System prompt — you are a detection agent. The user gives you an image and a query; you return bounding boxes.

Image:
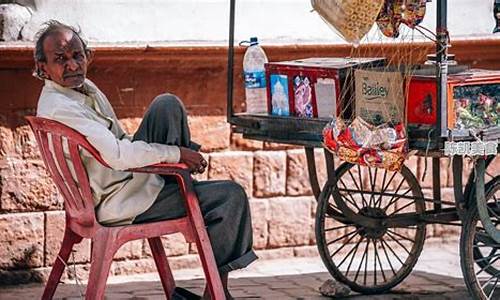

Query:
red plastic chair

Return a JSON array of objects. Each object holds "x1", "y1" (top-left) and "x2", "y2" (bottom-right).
[{"x1": 26, "y1": 116, "x2": 225, "y2": 300}]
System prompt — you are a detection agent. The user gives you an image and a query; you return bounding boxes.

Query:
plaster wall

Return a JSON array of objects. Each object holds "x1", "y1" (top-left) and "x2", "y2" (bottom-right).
[{"x1": 11, "y1": 0, "x2": 500, "y2": 44}]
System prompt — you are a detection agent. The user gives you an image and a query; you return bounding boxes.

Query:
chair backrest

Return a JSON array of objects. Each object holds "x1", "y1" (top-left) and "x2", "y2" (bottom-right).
[{"x1": 26, "y1": 116, "x2": 110, "y2": 231}]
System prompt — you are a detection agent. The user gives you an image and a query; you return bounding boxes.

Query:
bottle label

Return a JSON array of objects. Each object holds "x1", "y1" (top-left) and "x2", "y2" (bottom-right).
[{"x1": 244, "y1": 71, "x2": 267, "y2": 89}]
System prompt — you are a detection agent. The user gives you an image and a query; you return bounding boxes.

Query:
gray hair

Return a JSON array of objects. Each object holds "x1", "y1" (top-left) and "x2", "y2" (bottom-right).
[{"x1": 33, "y1": 20, "x2": 90, "y2": 78}]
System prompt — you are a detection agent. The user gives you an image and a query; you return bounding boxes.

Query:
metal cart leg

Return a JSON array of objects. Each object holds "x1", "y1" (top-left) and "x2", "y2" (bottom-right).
[{"x1": 305, "y1": 147, "x2": 322, "y2": 201}]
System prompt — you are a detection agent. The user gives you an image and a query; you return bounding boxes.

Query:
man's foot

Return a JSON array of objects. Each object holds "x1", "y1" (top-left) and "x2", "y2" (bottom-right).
[{"x1": 173, "y1": 287, "x2": 202, "y2": 300}]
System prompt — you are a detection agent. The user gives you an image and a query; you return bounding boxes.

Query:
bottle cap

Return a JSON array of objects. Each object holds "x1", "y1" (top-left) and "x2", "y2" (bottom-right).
[{"x1": 250, "y1": 37, "x2": 258, "y2": 45}]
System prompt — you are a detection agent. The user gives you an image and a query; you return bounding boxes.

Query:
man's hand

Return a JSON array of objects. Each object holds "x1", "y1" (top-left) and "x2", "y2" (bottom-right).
[{"x1": 179, "y1": 147, "x2": 207, "y2": 174}]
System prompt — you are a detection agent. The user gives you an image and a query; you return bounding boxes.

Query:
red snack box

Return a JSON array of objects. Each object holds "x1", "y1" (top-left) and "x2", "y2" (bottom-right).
[
  {"x1": 265, "y1": 57, "x2": 386, "y2": 119},
  {"x1": 407, "y1": 69, "x2": 500, "y2": 131}
]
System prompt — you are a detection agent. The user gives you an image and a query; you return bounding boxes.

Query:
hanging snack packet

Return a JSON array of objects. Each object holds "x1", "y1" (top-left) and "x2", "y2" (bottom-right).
[{"x1": 311, "y1": 0, "x2": 385, "y2": 45}]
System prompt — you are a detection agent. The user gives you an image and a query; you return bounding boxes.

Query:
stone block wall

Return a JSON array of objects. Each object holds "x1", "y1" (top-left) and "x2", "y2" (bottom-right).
[{"x1": 2, "y1": 114, "x2": 496, "y2": 284}]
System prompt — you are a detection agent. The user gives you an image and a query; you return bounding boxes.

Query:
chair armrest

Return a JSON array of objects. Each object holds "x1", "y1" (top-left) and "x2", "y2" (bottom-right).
[{"x1": 128, "y1": 163, "x2": 191, "y2": 176}]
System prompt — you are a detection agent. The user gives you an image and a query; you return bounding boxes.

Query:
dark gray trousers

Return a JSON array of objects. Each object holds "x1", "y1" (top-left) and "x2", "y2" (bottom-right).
[{"x1": 132, "y1": 94, "x2": 257, "y2": 274}]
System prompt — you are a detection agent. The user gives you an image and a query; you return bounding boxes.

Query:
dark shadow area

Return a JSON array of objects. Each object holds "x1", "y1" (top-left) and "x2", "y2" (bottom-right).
[{"x1": 0, "y1": 271, "x2": 477, "y2": 299}]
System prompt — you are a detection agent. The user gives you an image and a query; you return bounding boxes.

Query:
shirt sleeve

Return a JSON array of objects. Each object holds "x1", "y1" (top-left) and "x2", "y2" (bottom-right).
[{"x1": 48, "y1": 103, "x2": 180, "y2": 170}]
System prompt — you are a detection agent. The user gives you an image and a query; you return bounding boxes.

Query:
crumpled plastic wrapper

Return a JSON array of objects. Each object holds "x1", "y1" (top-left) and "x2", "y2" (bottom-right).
[{"x1": 323, "y1": 117, "x2": 408, "y2": 172}]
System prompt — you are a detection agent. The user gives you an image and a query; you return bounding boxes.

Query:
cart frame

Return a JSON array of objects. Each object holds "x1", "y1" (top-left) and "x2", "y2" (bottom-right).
[{"x1": 225, "y1": 0, "x2": 499, "y2": 298}]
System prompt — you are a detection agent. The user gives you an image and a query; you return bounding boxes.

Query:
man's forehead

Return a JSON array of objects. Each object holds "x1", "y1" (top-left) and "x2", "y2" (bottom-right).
[{"x1": 43, "y1": 29, "x2": 83, "y2": 53}]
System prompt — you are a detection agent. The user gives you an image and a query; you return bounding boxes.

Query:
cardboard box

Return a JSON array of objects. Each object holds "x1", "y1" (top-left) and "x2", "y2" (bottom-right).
[
  {"x1": 355, "y1": 69, "x2": 405, "y2": 125},
  {"x1": 265, "y1": 57, "x2": 386, "y2": 119}
]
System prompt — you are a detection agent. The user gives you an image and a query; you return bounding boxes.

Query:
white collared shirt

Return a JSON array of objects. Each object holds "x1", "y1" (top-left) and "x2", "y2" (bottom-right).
[{"x1": 37, "y1": 79, "x2": 180, "y2": 225}]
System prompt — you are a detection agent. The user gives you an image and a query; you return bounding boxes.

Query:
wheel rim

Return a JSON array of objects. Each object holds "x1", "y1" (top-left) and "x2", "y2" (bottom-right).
[
  {"x1": 316, "y1": 162, "x2": 426, "y2": 294},
  {"x1": 461, "y1": 179, "x2": 500, "y2": 300}
]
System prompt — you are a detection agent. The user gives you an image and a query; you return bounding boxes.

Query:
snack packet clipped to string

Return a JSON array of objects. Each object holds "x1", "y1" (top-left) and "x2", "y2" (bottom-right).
[{"x1": 311, "y1": 0, "x2": 385, "y2": 45}]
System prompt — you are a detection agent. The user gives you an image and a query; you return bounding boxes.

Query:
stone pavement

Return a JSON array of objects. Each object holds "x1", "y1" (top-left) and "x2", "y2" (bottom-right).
[{"x1": 0, "y1": 240, "x2": 472, "y2": 299}]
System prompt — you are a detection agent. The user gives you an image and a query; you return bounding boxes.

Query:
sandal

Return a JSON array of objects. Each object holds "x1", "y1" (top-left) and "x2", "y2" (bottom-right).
[{"x1": 172, "y1": 287, "x2": 202, "y2": 300}]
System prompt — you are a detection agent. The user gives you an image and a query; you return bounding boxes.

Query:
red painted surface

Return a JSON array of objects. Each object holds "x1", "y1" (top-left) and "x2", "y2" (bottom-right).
[{"x1": 407, "y1": 70, "x2": 500, "y2": 128}]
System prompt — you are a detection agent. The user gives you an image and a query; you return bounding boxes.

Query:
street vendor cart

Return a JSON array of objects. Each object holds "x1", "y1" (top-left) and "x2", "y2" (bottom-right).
[{"x1": 226, "y1": 0, "x2": 500, "y2": 299}]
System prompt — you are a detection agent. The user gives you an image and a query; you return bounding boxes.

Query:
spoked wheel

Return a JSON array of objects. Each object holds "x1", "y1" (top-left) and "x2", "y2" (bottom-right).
[
  {"x1": 461, "y1": 177, "x2": 500, "y2": 300},
  {"x1": 315, "y1": 162, "x2": 426, "y2": 294}
]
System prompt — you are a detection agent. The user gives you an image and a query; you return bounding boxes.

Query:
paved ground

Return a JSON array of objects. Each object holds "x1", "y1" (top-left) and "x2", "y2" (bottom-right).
[{"x1": 0, "y1": 240, "x2": 473, "y2": 299}]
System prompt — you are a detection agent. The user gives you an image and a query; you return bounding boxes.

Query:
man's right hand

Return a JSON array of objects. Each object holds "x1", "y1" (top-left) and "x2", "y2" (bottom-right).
[{"x1": 179, "y1": 147, "x2": 207, "y2": 174}]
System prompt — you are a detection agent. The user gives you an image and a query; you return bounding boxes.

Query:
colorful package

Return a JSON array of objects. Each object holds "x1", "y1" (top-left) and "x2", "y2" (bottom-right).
[
  {"x1": 311, "y1": 0, "x2": 385, "y2": 45},
  {"x1": 270, "y1": 74, "x2": 290, "y2": 116},
  {"x1": 376, "y1": 0, "x2": 429, "y2": 38},
  {"x1": 293, "y1": 75, "x2": 314, "y2": 118},
  {"x1": 323, "y1": 117, "x2": 408, "y2": 172}
]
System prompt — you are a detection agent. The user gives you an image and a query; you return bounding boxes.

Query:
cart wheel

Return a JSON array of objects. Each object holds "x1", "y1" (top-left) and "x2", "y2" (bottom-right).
[
  {"x1": 473, "y1": 241, "x2": 500, "y2": 277},
  {"x1": 473, "y1": 178, "x2": 500, "y2": 276},
  {"x1": 460, "y1": 177, "x2": 500, "y2": 300},
  {"x1": 315, "y1": 162, "x2": 426, "y2": 294}
]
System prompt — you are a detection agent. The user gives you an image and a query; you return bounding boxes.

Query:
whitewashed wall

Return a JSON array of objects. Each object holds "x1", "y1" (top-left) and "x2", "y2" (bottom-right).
[{"x1": 13, "y1": 0, "x2": 500, "y2": 44}]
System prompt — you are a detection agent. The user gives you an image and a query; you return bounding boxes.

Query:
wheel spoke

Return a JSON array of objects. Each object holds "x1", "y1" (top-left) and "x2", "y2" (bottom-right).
[
  {"x1": 372, "y1": 168, "x2": 379, "y2": 205},
  {"x1": 347, "y1": 168, "x2": 364, "y2": 204},
  {"x1": 376, "y1": 171, "x2": 398, "y2": 208},
  {"x1": 368, "y1": 167, "x2": 375, "y2": 207},
  {"x1": 386, "y1": 231, "x2": 411, "y2": 255},
  {"x1": 374, "y1": 239, "x2": 387, "y2": 283},
  {"x1": 383, "y1": 177, "x2": 406, "y2": 211},
  {"x1": 364, "y1": 238, "x2": 369, "y2": 285},
  {"x1": 372, "y1": 239, "x2": 377, "y2": 285},
  {"x1": 480, "y1": 270, "x2": 500, "y2": 290},
  {"x1": 330, "y1": 229, "x2": 362, "y2": 258},
  {"x1": 379, "y1": 238, "x2": 397, "y2": 275},
  {"x1": 476, "y1": 255, "x2": 500, "y2": 276},
  {"x1": 487, "y1": 205, "x2": 500, "y2": 220},
  {"x1": 387, "y1": 229, "x2": 416, "y2": 243},
  {"x1": 344, "y1": 237, "x2": 364, "y2": 277},
  {"x1": 338, "y1": 179, "x2": 361, "y2": 210},
  {"x1": 475, "y1": 252, "x2": 500, "y2": 264},
  {"x1": 381, "y1": 238, "x2": 406, "y2": 266},
  {"x1": 354, "y1": 239, "x2": 370, "y2": 283},
  {"x1": 486, "y1": 277, "x2": 499, "y2": 300},
  {"x1": 326, "y1": 229, "x2": 360, "y2": 246},
  {"x1": 325, "y1": 224, "x2": 352, "y2": 232},
  {"x1": 357, "y1": 165, "x2": 369, "y2": 207},
  {"x1": 383, "y1": 188, "x2": 412, "y2": 213},
  {"x1": 339, "y1": 192, "x2": 361, "y2": 211},
  {"x1": 338, "y1": 236, "x2": 364, "y2": 270},
  {"x1": 374, "y1": 170, "x2": 388, "y2": 208},
  {"x1": 388, "y1": 199, "x2": 417, "y2": 217}
]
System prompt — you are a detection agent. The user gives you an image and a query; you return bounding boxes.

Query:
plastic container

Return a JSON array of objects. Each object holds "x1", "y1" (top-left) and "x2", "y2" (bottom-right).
[{"x1": 242, "y1": 37, "x2": 268, "y2": 114}]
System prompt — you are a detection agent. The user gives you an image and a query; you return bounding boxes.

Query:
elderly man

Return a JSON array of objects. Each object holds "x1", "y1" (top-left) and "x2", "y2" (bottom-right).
[{"x1": 34, "y1": 20, "x2": 257, "y2": 299}]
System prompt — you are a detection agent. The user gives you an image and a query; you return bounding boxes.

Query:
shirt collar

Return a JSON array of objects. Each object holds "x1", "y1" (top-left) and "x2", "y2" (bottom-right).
[{"x1": 44, "y1": 79, "x2": 97, "y2": 104}]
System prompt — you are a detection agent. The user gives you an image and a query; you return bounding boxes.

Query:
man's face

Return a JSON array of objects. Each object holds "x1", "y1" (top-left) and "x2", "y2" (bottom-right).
[{"x1": 38, "y1": 30, "x2": 88, "y2": 88}]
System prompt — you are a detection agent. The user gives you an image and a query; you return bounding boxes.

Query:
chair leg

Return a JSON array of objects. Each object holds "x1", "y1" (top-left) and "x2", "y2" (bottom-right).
[
  {"x1": 148, "y1": 237, "x2": 176, "y2": 299},
  {"x1": 85, "y1": 229, "x2": 117, "y2": 300},
  {"x1": 194, "y1": 234, "x2": 225, "y2": 300},
  {"x1": 42, "y1": 229, "x2": 82, "y2": 300}
]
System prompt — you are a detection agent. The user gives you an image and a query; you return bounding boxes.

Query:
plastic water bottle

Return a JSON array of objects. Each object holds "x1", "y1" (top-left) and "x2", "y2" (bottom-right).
[{"x1": 242, "y1": 37, "x2": 268, "y2": 114}]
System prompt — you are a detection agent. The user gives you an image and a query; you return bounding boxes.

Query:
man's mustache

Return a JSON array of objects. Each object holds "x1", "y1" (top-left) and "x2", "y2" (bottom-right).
[{"x1": 63, "y1": 73, "x2": 84, "y2": 79}]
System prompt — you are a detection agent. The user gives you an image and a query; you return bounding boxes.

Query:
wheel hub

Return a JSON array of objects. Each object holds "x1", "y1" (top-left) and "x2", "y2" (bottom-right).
[{"x1": 358, "y1": 207, "x2": 388, "y2": 239}]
